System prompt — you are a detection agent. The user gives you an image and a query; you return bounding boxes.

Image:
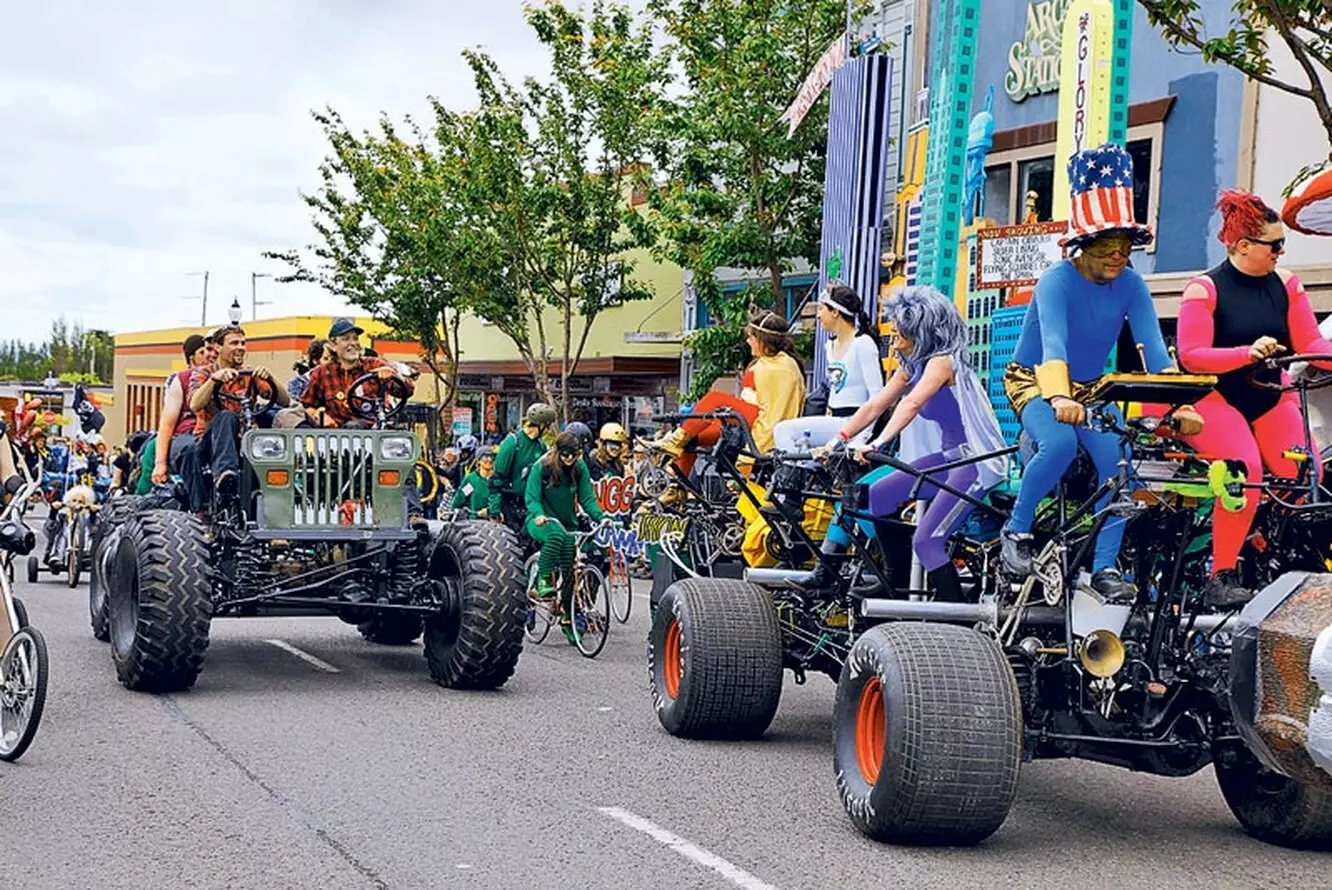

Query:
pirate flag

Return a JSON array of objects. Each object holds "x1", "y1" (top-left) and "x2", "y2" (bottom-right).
[{"x1": 73, "y1": 384, "x2": 105, "y2": 434}]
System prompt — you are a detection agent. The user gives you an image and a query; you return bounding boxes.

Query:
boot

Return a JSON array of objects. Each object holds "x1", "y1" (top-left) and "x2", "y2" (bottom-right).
[
  {"x1": 1000, "y1": 528, "x2": 1035, "y2": 576},
  {"x1": 1090, "y1": 568, "x2": 1137, "y2": 605},
  {"x1": 649, "y1": 427, "x2": 691, "y2": 460},
  {"x1": 1202, "y1": 569, "x2": 1252, "y2": 609},
  {"x1": 927, "y1": 563, "x2": 964, "y2": 603},
  {"x1": 786, "y1": 539, "x2": 845, "y2": 592}
]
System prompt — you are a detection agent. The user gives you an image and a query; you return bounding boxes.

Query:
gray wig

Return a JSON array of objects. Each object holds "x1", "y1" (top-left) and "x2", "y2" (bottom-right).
[{"x1": 882, "y1": 286, "x2": 972, "y2": 381}]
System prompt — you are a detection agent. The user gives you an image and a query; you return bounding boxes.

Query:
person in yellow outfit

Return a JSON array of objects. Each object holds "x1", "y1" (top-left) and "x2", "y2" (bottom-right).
[{"x1": 652, "y1": 311, "x2": 806, "y2": 475}]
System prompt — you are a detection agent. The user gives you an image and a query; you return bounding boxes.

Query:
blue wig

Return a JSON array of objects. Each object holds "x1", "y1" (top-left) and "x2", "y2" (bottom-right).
[{"x1": 882, "y1": 286, "x2": 972, "y2": 381}]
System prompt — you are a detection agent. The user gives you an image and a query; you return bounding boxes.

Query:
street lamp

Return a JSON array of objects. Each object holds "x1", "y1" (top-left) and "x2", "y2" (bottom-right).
[
  {"x1": 228, "y1": 298, "x2": 243, "y2": 326},
  {"x1": 183, "y1": 271, "x2": 210, "y2": 325},
  {"x1": 251, "y1": 271, "x2": 274, "y2": 320}
]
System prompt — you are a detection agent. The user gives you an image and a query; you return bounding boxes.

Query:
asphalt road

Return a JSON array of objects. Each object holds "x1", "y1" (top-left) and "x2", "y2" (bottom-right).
[{"x1": 2, "y1": 562, "x2": 1328, "y2": 889}]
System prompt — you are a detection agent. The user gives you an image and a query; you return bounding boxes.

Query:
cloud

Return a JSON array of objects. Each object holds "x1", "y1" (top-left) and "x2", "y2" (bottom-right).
[{"x1": 0, "y1": 0, "x2": 567, "y2": 342}]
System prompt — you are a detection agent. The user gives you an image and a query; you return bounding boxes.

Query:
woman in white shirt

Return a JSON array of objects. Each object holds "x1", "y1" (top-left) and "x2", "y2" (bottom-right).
[{"x1": 774, "y1": 285, "x2": 886, "y2": 451}]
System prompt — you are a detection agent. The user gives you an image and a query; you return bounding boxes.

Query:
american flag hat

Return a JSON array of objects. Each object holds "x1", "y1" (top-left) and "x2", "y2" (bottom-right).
[{"x1": 1061, "y1": 142, "x2": 1153, "y2": 250}]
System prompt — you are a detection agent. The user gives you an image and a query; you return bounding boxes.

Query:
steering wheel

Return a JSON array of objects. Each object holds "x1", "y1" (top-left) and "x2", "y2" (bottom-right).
[
  {"x1": 1247, "y1": 353, "x2": 1332, "y2": 393},
  {"x1": 348, "y1": 372, "x2": 409, "y2": 423},
  {"x1": 213, "y1": 369, "x2": 278, "y2": 412}
]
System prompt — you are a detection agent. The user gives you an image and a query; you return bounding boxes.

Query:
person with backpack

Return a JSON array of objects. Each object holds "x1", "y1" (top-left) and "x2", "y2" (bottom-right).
[{"x1": 489, "y1": 402, "x2": 557, "y2": 530}]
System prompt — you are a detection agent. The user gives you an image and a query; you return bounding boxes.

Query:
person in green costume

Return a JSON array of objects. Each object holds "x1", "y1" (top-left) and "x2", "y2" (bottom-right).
[
  {"x1": 526, "y1": 430, "x2": 605, "y2": 642},
  {"x1": 133, "y1": 436, "x2": 158, "y2": 496},
  {"x1": 450, "y1": 446, "x2": 495, "y2": 517},
  {"x1": 489, "y1": 402, "x2": 558, "y2": 531}
]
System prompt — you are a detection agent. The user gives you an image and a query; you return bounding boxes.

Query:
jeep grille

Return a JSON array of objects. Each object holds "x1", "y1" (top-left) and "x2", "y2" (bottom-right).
[{"x1": 292, "y1": 434, "x2": 378, "y2": 527}]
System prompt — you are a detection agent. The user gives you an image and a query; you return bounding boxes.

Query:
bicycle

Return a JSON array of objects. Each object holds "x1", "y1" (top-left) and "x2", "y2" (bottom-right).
[
  {"x1": 523, "y1": 521, "x2": 613, "y2": 658},
  {"x1": 0, "y1": 462, "x2": 49, "y2": 762},
  {"x1": 62, "y1": 490, "x2": 99, "y2": 588}
]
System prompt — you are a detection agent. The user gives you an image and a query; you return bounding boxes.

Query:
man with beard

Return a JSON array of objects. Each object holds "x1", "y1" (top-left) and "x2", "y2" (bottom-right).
[{"x1": 185, "y1": 326, "x2": 291, "y2": 507}]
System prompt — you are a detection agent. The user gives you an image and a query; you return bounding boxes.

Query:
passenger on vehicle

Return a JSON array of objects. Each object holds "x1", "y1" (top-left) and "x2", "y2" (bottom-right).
[
  {"x1": 526, "y1": 430, "x2": 605, "y2": 642},
  {"x1": 489, "y1": 402, "x2": 558, "y2": 529},
  {"x1": 1175, "y1": 189, "x2": 1332, "y2": 607},
  {"x1": 651, "y1": 311, "x2": 806, "y2": 476},
  {"x1": 150, "y1": 333, "x2": 212, "y2": 486},
  {"x1": 185, "y1": 325, "x2": 291, "y2": 508},
  {"x1": 796, "y1": 287, "x2": 1006, "y2": 601},
  {"x1": 287, "y1": 338, "x2": 332, "y2": 402}
]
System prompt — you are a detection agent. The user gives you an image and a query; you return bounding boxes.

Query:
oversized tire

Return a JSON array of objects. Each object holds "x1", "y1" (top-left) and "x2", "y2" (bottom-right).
[
  {"x1": 422, "y1": 520, "x2": 526, "y2": 690},
  {"x1": 833, "y1": 623, "x2": 1022, "y2": 845},
  {"x1": 1216, "y1": 751, "x2": 1332, "y2": 849},
  {"x1": 357, "y1": 613, "x2": 424, "y2": 646},
  {"x1": 109, "y1": 511, "x2": 213, "y2": 692},
  {"x1": 648, "y1": 578, "x2": 783, "y2": 739},
  {"x1": 90, "y1": 496, "x2": 141, "y2": 642}
]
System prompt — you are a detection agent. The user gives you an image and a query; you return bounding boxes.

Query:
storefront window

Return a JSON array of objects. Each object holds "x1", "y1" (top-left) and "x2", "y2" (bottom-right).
[
  {"x1": 1018, "y1": 156, "x2": 1055, "y2": 223},
  {"x1": 982, "y1": 164, "x2": 1012, "y2": 225}
]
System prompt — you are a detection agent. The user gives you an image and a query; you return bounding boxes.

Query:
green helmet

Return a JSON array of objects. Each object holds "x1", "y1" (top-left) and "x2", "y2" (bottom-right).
[{"x1": 525, "y1": 402, "x2": 557, "y2": 428}]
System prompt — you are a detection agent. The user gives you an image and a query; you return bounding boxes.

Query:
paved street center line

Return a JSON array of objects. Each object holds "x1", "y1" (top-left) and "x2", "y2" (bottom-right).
[
  {"x1": 597, "y1": 806, "x2": 780, "y2": 890},
  {"x1": 264, "y1": 639, "x2": 340, "y2": 673}
]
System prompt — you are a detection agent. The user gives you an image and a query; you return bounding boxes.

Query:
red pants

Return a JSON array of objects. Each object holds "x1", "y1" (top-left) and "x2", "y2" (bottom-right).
[
  {"x1": 675, "y1": 393, "x2": 759, "y2": 476},
  {"x1": 1181, "y1": 390, "x2": 1318, "y2": 572}
]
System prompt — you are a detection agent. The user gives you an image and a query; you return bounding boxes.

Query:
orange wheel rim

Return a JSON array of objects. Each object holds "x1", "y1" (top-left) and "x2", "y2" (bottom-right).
[
  {"x1": 855, "y1": 677, "x2": 885, "y2": 784},
  {"x1": 662, "y1": 619, "x2": 683, "y2": 700}
]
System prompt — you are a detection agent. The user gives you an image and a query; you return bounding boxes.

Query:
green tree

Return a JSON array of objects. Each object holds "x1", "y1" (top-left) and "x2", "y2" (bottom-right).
[
  {"x1": 644, "y1": 0, "x2": 853, "y2": 394},
  {"x1": 1137, "y1": 0, "x2": 1332, "y2": 161}
]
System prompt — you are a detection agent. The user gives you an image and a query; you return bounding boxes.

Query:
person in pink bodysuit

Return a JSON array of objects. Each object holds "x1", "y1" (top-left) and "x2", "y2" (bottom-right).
[{"x1": 1177, "y1": 189, "x2": 1332, "y2": 607}]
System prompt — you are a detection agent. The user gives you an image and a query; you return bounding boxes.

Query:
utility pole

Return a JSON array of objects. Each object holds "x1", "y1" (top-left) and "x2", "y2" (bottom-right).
[
  {"x1": 251, "y1": 272, "x2": 273, "y2": 320},
  {"x1": 184, "y1": 271, "x2": 210, "y2": 326}
]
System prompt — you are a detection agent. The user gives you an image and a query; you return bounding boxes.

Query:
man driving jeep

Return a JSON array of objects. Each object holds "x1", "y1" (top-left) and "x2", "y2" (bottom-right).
[
  {"x1": 185, "y1": 325, "x2": 291, "y2": 507},
  {"x1": 296, "y1": 318, "x2": 414, "y2": 429}
]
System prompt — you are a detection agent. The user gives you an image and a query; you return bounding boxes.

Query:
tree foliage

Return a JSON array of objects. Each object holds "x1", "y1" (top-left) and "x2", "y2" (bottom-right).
[
  {"x1": 1137, "y1": 0, "x2": 1332, "y2": 160},
  {"x1": 644, "y1": 0, "x2": 853, "y2": 393},
  {"x1": 0, "y1": 320, "x2": 113, "y2": 384}
]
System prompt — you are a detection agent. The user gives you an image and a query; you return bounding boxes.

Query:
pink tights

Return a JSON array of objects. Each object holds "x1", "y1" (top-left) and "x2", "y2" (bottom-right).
[{"x1": 1180, "y1": 390, "x2": 1318, "y2": 572}]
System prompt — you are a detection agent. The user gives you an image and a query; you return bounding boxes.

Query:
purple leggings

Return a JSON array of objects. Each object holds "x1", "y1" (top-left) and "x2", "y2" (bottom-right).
[{"x1": 867, "y1": 450, "x2": 978, "y2": 571}]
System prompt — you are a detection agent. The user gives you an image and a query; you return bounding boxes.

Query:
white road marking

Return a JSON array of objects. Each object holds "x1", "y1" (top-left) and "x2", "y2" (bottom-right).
[
  {"x1": 264, "y1": 639, "x2": 341, "y2": 673},
  {"x1": 597, "y1": 807, "x2": 780, "y2": 890},
  {"x1": 596, "y1": 706, "x2": 613, "y2": 712}
]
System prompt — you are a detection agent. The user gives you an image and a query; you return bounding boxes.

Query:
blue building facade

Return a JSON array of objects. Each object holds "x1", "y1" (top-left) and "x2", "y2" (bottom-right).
[{"x1": 963, "y1": 0, "x2": 1247, "y2": 278}]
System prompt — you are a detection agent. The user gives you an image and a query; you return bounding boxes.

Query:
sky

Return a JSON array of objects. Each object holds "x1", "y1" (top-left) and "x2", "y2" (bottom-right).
[{"x1": 0, "y1": 0, "x2": 595, "y2": 343}]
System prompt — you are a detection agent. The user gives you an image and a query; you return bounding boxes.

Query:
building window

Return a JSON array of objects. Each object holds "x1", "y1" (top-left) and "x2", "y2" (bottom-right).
[{"x1": 979, "y1": 122, "x2": 1165, "y2": 251}]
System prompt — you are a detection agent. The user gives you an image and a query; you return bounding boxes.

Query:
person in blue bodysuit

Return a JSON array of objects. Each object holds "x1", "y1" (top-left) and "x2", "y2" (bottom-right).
[{"x1": 999, "y1": 143, "x2": 1202, "y2": 602}]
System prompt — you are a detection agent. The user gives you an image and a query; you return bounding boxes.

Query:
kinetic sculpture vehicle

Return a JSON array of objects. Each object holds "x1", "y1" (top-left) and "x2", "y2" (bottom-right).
[
  {"x1": 94, "y1": 370, "x2": 527, "y2": 693},
  {"x1": 647, "y1": 371, "x2": 1332, "y2": 849}
]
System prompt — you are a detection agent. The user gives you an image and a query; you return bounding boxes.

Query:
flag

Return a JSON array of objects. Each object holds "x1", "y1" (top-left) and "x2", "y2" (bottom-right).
[{"x1": 779, "y1": 33, "x2": 848, "y2": 137}]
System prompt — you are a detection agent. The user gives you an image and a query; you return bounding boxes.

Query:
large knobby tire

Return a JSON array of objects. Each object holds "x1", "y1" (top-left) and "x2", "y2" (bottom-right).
[
  {"x1": 648, "y1": 578, "x2": 783, "y2": 740},
  {"x1": 357, "y1": 613, "x2": 424, "y2": 646},
  {"x1": 1216, "y1": 751, "x2": 1332, "y2": 849},
  {"x1": 833, "y1": 623, "x2": 1022, "y2": 845},
  {"x1": 90, "y1": 496, "x2": 141, "y2": 642},
  {"x1": 423, "y1": 520, "x2": 526, "y2": 690},
  {"x1": 109, "y1": 511, "x2": 213, "y2": 692}
]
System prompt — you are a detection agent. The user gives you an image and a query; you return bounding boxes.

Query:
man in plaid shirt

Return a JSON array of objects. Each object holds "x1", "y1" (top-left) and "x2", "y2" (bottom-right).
[
  {"x1": 297, "y1": 318, "x2": 414, "y2": 427},
  {"x1": 183, "y1": 325, "x2": 291, "y2": 507}
]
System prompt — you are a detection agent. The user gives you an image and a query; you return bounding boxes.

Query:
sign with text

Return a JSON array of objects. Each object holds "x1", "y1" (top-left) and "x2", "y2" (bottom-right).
[
  {"x1": 975, "y1": 221, "x2": 1069, "y2": 289},
  {"x1": 450, "y1": 407, "x2": 473, "y2": 438},
  {"x1": 1051, "y1": 0, "x2": 1115, "y2": 220},
  {"x1": 1005, "y1": 0, "x2": 1070, "y2": 102}
]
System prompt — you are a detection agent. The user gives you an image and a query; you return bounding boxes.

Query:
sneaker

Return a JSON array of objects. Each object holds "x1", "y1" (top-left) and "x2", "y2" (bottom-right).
[
  {"x1": 533, "y1": 578, "x2": 557, "y2": 600},
  {"x1": 1091, "y1": 568, "x2": 1137, "y2": 604},
  {"x1": 214, "y1": 469, "x2": 238, "y2": 497},
  {"x1": 1202, "y1": 569, "x2": 1252, "y2": 609},
  {"x1": 560, "y1": 620, "x2": 577, "y2": 645},
  {"x1": 1000, "y1": 529, "x2": 1035, "y2": 575}
]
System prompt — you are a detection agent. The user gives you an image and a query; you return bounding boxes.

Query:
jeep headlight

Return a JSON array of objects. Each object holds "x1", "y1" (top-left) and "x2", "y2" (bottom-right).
[
  {"x1": 380, "y1": 436, "x2": 413, "y2": 461},
  {"x1": 250, "y1": 434, "x2": 287, "y2": 460}
]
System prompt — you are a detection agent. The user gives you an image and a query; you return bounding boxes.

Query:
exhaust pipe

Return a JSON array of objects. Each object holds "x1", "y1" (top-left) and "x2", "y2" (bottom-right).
[{"x1": 860, "y1": 598, "x2": 999, "y2": 624}]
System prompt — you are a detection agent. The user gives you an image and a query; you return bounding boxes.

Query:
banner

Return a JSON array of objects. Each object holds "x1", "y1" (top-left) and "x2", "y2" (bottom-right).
[
  {"x1": 779, "y1": 33, "x2": 848, "y2": 137},
  {"x1": 1050, "y1": 0, "x2": 1114, "y2": 221}
]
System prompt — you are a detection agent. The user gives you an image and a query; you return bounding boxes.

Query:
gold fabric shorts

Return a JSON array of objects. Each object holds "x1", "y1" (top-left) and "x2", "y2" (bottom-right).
[{"x1": 1002, "y1": 363, "x2": 1102, "y2": 418}]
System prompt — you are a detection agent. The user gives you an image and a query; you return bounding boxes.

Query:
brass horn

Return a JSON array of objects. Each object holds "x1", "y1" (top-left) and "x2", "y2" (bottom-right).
[{"x1": 1078, "y1": 629, "x2": 1126, "y2": 678}]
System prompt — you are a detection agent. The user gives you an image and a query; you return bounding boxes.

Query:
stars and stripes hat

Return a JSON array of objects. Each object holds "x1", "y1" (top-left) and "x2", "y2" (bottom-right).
[{"x1": 1061, "y1": 142, "x2": 1153, "y2": 250}]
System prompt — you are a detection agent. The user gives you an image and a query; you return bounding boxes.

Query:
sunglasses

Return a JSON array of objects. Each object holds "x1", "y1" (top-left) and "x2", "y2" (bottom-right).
[
  {"x1": 1247, "y1": 236, "x2": 1285, "y2": 253},
  {"x1": 557, "y1": 448, "x2": 580, "y2": 458},
  {"x1": 1084, "y1": 239, "x2": 1132, "y2": 259}
]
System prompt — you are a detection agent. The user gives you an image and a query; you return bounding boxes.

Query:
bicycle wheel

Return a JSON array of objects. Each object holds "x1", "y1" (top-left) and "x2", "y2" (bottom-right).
[
  {"x1": 570, "y1": 564, "x2": 610, "y2": 658},
  {"x1": 524, "y1": 554, "x2": 552, "y2": 644},
  {"x1": 607, "y1": 546, "x2": 632, "y2": 623},
  {"x1": 67, "y1": 519, "x2": 84, "y2": 588},
  {"x1": 0, "y1": 626, "x2": 49, "y2": 762}
]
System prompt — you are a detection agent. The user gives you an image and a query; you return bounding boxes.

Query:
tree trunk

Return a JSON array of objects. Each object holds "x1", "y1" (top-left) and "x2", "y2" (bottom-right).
[
  {"x1": 561, "y1": 295, "x2": 573, "y2": 423},
  {"x1": 768, "y1": 257, "x2": 785, "y2": 316}
]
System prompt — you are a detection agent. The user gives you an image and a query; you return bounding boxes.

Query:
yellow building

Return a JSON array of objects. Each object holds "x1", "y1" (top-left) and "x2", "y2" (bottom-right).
[{"x1": 109, "y1": 316, "x2": 419, "y2": 446}]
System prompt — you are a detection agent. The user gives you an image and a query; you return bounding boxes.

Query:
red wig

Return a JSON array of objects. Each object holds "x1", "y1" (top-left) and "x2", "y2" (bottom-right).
[{"x1": 1216, "y1": 188, "x2": 1278, "y2": 247}]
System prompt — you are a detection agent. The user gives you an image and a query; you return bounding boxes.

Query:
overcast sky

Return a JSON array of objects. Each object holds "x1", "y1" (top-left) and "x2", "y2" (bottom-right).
[{"x1": 0, "y1": 0, "x2": 597, "y2": 343}]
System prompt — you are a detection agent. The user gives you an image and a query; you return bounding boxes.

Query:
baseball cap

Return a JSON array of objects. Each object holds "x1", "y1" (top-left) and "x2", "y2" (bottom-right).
[{"x1": 328, "y1": 317, "x2": 365, "y2": 338}]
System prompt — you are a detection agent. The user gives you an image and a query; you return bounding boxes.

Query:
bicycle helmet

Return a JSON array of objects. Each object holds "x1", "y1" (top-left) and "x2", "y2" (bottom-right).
[
  {"x1": 525, "y1": 402, "x2": 557, "y2": 428},
  {"x1": 565, "y1": 421, "x2": 593, "y2": 448},
  {"x1": 456, "y1": 434, "x2": 479, "y2": 456},
  {"x1": 476, "y1": 446, "x2": 496, "y2": 461},
  {"x1": 598, "y1": 422, "x2": 629, "y2": 444}
]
